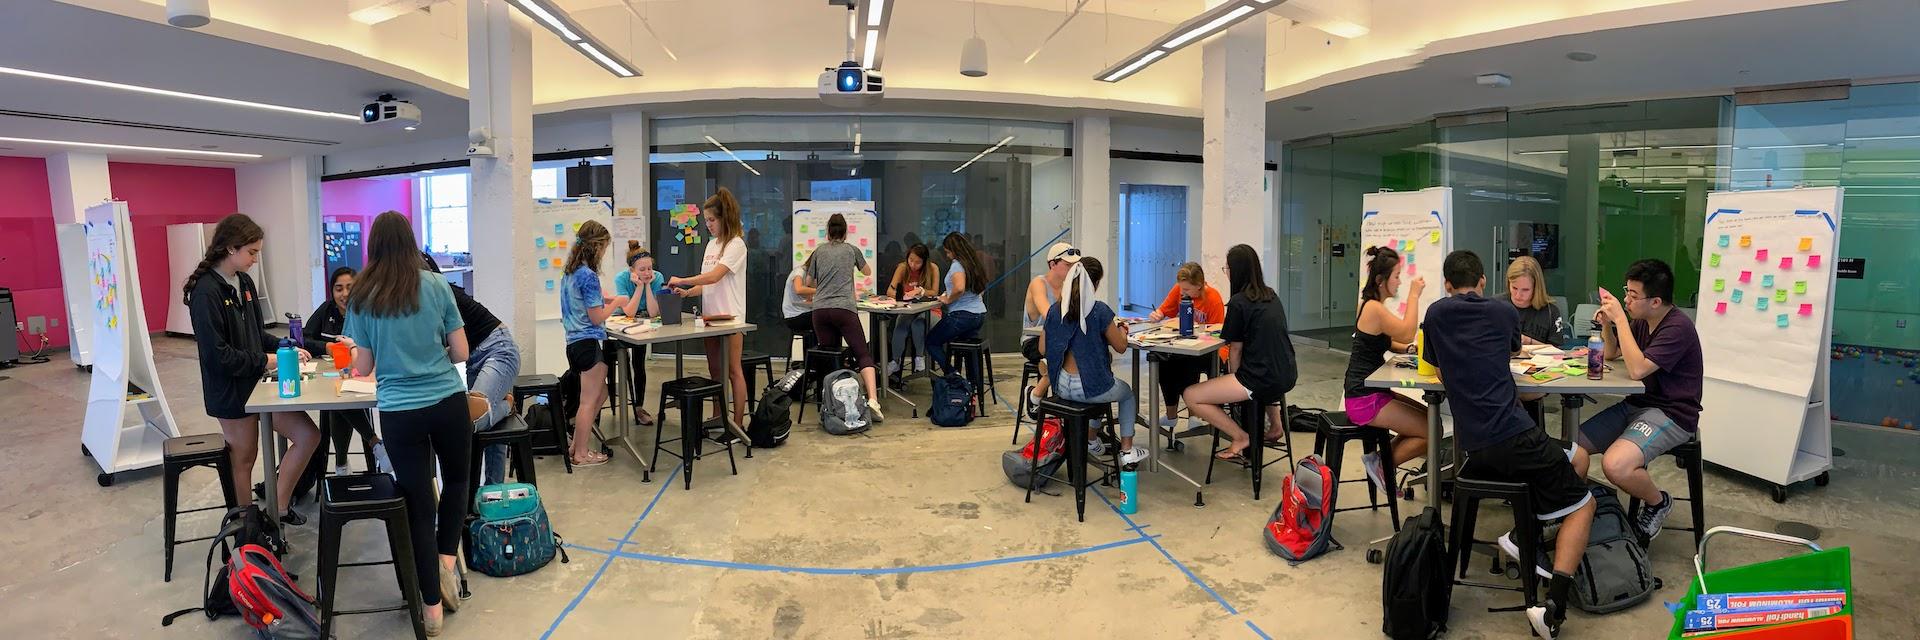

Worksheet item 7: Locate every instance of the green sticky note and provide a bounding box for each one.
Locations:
[1775,289,1788,303]
[1794,280,1807,295]
[1712,278,1724,292]
[1709,253,1721,267]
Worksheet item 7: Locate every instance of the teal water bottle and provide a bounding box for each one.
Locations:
[1119,463,1139,514]
[276,339,301,398]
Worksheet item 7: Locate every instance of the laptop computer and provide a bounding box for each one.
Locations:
[655,291,684,325]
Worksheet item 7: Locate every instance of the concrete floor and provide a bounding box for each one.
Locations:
[2,335,1916,639]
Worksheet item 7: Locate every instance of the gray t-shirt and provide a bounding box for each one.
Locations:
[804,241,868,312]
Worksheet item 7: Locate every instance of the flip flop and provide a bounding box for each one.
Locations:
[1214,449,1249,462]
[570,452,610,467]
[634,410,655,426]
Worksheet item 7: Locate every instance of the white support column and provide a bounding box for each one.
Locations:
[46,152,111,223]
[1199,10,1268,289]
[468,0,535,363]
[611,109,650,248]
[1072,114,1113,305]
[237,157,322,314]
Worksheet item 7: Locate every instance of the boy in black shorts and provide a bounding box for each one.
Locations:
[1422,250,1594,638]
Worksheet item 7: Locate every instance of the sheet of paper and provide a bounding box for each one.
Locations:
[340,378,376,395]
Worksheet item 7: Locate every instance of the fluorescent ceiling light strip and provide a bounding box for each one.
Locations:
[577,42,634,77]
[0,136,261,159]
[0,65,358,121]
[1515,149,1567,155]
[1164,5,1254,49]
[1638,165,1728,170]
[1746,143,1833,150]
[1844,158,1920,164]
[704,135,760,176]
[866,0,886,27]
[1729,167,1837,173]
[1845,134,1920,142]
[511,0,580,41]
[1101,50,1166,82]
[1654,144,1730,150]
[951,136,1015,173]
[863,30,881,69]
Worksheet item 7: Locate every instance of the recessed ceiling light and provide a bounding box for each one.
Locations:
[1566,51,1598,62]
[0,136,261,159]
[1293,105,1314,112]
[0,65,359,121]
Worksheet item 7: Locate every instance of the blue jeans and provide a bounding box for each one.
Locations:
[466,326,520,486]
[889,313,930,366]
[925,310,983,374]
[1054,371,1136,439]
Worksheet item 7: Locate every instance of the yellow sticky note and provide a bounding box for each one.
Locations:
[1739,234,1752,248]
[1428,230,1440,244]
[1798,237,1812,252]
[547,240,558,249]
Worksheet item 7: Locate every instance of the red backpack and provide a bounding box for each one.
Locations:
[228,544,323,638]
[1263,455,1340,564]
[1001,418,1067,490]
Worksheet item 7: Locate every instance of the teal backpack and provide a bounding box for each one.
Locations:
[465,483,568,577]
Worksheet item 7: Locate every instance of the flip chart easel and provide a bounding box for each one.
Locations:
[1359,187,1453,321]
[79,201,180,486]
[792,201,880,297]
[529,197,614,375]
[1695,187,1840,503]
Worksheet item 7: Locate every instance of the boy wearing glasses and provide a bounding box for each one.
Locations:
[1575,258,1704,543]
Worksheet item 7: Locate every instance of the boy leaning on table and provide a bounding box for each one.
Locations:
[1421,249,1594,639]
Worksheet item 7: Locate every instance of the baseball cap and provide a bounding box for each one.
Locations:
[1047,242,1082,265]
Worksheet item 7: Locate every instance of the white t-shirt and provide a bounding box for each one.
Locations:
[702,236,748,318]
[781,265,810,319]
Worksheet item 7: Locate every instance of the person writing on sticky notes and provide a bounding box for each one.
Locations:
[1340,246,1429,492]
[1144,262,1228,432]
[1575,258,1703,544]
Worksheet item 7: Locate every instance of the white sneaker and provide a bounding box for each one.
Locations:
[887,361,901,375]
[1497,531,1554,579]
[1088,439,1106,457]
[334,464,350,477]
[913,357,926,372]
[867,399,886,422]
[1120,446,1148,466]
[1361,452,1388,492]
[1636,491,1674,541]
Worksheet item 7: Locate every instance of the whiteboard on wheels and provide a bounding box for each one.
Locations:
[1695,188,1841,398]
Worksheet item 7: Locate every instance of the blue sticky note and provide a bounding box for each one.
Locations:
[544,279,555,291]
[1717,235,1730,248]
[1757,297,1770,311]
[554,223,564,234]
[1776,314,1790,328]
[1762,274,1774,288]
[1731,289,1744,303]
[534,236,546,249]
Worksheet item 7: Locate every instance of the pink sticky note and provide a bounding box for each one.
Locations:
[1738,270,1752,284]
[1715,302,1728,314]
[1798,303,1813,317]
[859,238,868,247]
[1808,255,1822,269]
[1779,257,1793,270]
[849,224,858,233]
[1406,261,1416,275]
[1756,248,1769,261]
[1397,302,1408,316]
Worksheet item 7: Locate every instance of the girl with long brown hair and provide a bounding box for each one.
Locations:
[925,232,991,375]
[1180,245,1298,460]
[559,219,625,467]
[1340,245,1429,489]
[343,211,473,632]
[183,213,321,526]
[668,187,749,428]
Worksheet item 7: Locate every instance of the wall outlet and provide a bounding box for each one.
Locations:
[48,317,57,328]
[26,316,45,335]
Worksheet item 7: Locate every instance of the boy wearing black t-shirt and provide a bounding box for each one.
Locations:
[1422,250,1594,639]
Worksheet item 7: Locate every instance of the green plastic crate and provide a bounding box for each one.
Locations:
[1668,527,1852,639]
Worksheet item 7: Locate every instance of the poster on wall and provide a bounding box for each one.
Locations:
[1695,188,1842,398]
[1358,188,1453,321]
[792,201,879,297]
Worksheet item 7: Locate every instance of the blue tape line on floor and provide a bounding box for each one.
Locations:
[541,463,682,640]
[566,535,1153,576]
[1093,489,1240,616]
[1245,620,1273,639]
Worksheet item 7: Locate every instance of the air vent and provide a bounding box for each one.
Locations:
[165,156,249,164]
[0,109,338,145]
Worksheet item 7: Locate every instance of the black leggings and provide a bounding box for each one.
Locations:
[785,312,817,354]
[1158,354,1215,406]
[325,410,377,467]
[378,392,471,607]
[812,308,875,370]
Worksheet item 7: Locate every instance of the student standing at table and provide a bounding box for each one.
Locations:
[560,220,626,468]
[1499,256,1569,345]
[1020,243,1075,412]
[613,242,663,427]
[806,214,886,420]
[784,261,817,355]
[183,213,321,525]
[926,232,991,375]
[668,187,750,430]
[1574,258,1703,543]
[303,266,380,476]
[343,212,474,633]
[1144,262,1228,431]
[1044,257,1144,463]
[1180,245,1296,460]
[1421,249,1593,640]
[1341,246,1430,491]
[886,242,941,378]
[421,251,522,487]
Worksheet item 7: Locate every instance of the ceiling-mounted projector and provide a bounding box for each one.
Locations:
[361,94,421,130]
[819,60,883,107]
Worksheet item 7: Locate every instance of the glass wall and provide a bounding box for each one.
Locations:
[648,116,1073,358]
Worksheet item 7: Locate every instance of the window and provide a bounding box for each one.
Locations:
[532,167,561,199]
[423,173,469,254]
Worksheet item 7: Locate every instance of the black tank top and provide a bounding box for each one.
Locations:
[1343,301,1396,398]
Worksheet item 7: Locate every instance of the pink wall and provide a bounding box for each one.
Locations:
[320,177,414,263]
[0,156,63,349]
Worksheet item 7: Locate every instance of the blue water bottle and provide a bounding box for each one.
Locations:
[276,338,301,398]
[1119,463,1139,514]
[1178,294,1195,337]
[286,313,303,346]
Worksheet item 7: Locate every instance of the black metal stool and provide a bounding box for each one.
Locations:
[946,338,998,416]
[1627,439,1707,546]
[798,346,852,424]
[1013,359,1043,444]
[1315,411,1401,528]
[1205,399,1295,500]
[1029,397,1120,522]
[650,376,738,489]
[513,373,573,473]
[162,434,237,582]
[317,473,427,640]
[740,351,775,409]
[1449,477,1543,612]
[469,413,539,491]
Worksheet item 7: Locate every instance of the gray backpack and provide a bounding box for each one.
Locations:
[1567,485,1661,614]
[819,369,870,436]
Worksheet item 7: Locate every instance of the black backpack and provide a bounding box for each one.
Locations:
[1287,405,1330,433]
[162,505,282,628]
[1568,485,1661,614]
[928,372,975,427]
[1381,507,1450,639]
[748,370,803,448]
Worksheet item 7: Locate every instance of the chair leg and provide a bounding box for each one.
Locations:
[1687,453,1707,547]
[681,399,700,491]
[162,462,180,582]
[383,513,428,640]
[1361,438,1382,509]
[1070,417,1088,523]
[514,439,538,488]
[983,349,999,408]
[317,511,342,639]
[648,393,670,484]
[1451,496,1479,581]
[1515,499,1541,606]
